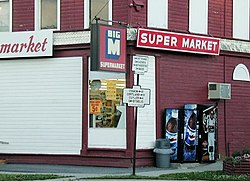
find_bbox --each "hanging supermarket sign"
[91,24,126,72]
[0,30,53,58]
[137,28,220,55]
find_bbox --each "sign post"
[123,55,150,175]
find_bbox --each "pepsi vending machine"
[165,104,218,163]
[182,105,199,162]
[165,108,181,161]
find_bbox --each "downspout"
[223,0,228,157]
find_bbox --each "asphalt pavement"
[0,160,223,180]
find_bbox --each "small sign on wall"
[132,55,149,75]
[91,24,127,72]
[123,85,151,108]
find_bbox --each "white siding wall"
[0,57,82,154]
[189,0,208,34]
[233,0,249,40]
[147,0,168,29]
[135,55,156,149]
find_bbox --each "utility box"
[208,82,231,100]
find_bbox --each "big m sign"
[91,24,126,72]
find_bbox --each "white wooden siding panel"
[136,56,156,149]
[0,57,82,154]
[88,129,126,148]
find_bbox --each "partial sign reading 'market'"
[0,30,53,58]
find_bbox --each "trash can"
[153,139,173,168]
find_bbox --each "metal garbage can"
[153,139,173,168]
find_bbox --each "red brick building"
[0,0,250,167]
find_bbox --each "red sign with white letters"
[137,28,220,55]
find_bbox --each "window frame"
[84,0,112,29]
[189,0,208,34]
[233,0,249,40]
[147,0,168,29]
[35,0,60,31]
[0,0,12,32]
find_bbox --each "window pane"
[41,0,57,29]
[148,0,168,29]
[233,0,249,40]
[189,0,208,34]
[0,0,9,32]
[89,79,125,128]
[91,0,109,24]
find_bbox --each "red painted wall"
[208,0,233,38]
[12,0,84,32]
[129,0,147,27]
[12,0,34,31]
[156,52,224,135]
[113,0,129,26]
[224,56,250,156]
[155,51,250,157]
[224,0,233,38]
[61,0,84,31]
[168,0,189,33]
[12,0,234,37]
[208,0,224,37]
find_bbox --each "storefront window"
[0,0,10,32]
[89,79,125,128]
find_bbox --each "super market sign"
[137,28,220,55]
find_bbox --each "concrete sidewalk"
[0,160,223,180]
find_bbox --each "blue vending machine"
[165,108,180,161]
[184,104,218,162]
[183,104,199,162]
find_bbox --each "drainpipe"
[223,0,228,157]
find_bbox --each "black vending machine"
[198,104,218,162]
[165,104,218,163]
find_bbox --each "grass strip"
[0,173,67,181]
[82,171,250,180]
